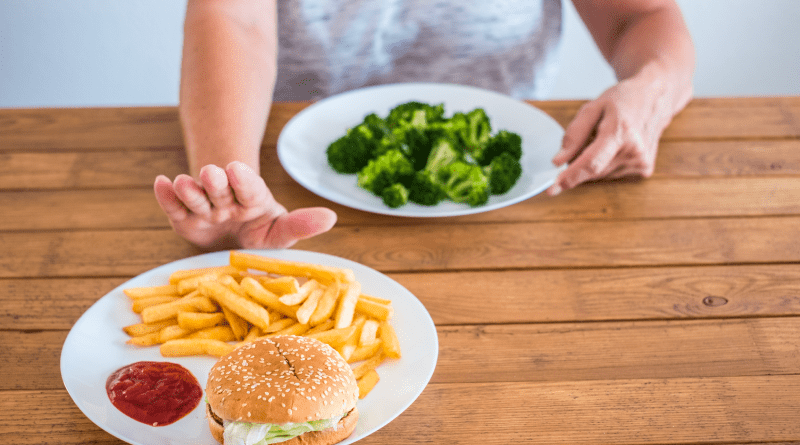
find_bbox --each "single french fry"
[124,284,179,300]
[159,324,193,343]
[337,316,367,361]
[348,339,382,363]
[217,274,247,296]
[355,297,394,321]
[177,311,226,331]
[335,281,361,329]
[351,350,385,380]
[168,265,242,285]
[200,281,271,331]
[131,295,180,313]
[160,338,235,357]
[140,292,215,324]
[123,320,176,337]
[230,251,356,284]
[357,369,380,399]
[177,271,224,295]
[359,294,392,306]
[304,319,334,336]
[242,326,262,343]
[295,288,324,324]
[222,306,249,341]
[306,325,357,349]
[279,279,319,306]
[264,321,310,338]
[240,277,298,319]
[308,280,340,327]
[187,325,236,342]
[125,331,163,346]
[263,317,295,334]
[379,322,401,359]
[359,319,380,346]
[257,276,300,295]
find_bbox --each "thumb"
[265,207,338,248]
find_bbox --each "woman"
[154,0,695,250]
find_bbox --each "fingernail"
[548,184,562,196]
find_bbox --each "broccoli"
[485,151,522,194]
[381,183,410,208]
[357,149,414,196]
[473,129,523,166]
[327,100,523,209]
[386,101,445,129]
[408,171,446,206]
[459,108,492,154]
[326,123,381,174]
[438,161,490,207]
[423,137,461,178]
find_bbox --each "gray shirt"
[274,0,563,101]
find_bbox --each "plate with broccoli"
[277,82,565,217]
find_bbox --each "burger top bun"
[206,335,359,425]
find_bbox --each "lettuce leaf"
[223,415,343,445]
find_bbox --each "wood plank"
[432,318,800,384]
[5,376,800,444]
[3,138,799,191]
[3,98,799,151]
[7,317,799,391]
[0,278,126,330]
[3,216,800,278]
[4,176,800,230]
[360,376,800,445]
[4,264,800,331]
[1,391,126,445]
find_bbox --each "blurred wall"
[1,0,798,108]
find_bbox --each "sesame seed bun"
[206,335,359,444]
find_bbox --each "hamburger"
[206,335,359,445]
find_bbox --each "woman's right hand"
[154,161,337,250]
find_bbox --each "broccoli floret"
[439,161,490,207]
[408,171,446,206]
[474,129,523,166]
[326,123,383,174]
[424,137,461,178]
[459,108,492,154]
[386,101,446,129]
[357,149,415,196]
[485,151,522,194]
[381,183,410,208]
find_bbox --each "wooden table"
[2,97,800,444]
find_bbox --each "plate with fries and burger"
[60,250,438,445]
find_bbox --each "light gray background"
[1,0,798,108]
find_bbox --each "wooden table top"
[2,96,800,445]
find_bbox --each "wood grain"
[4,376,800,445]
[4,175,800,231]
[7,317,799,391]
[3,216,800,278]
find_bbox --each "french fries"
[121,251,401,398]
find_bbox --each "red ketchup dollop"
[106,361,203,427]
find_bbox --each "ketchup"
[106,361,203,426]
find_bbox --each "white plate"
[61,249,438,445]
[278,82,565,217]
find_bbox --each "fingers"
[153,175,189,222]
[173,174,213,216]
[199,165,236,210]
[262,207,338,249]
[226,161,269,209]
[552,101,603,167]
[548,120,621,196]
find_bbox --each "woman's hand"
[546,73,677,196]
[154,161,337,250]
